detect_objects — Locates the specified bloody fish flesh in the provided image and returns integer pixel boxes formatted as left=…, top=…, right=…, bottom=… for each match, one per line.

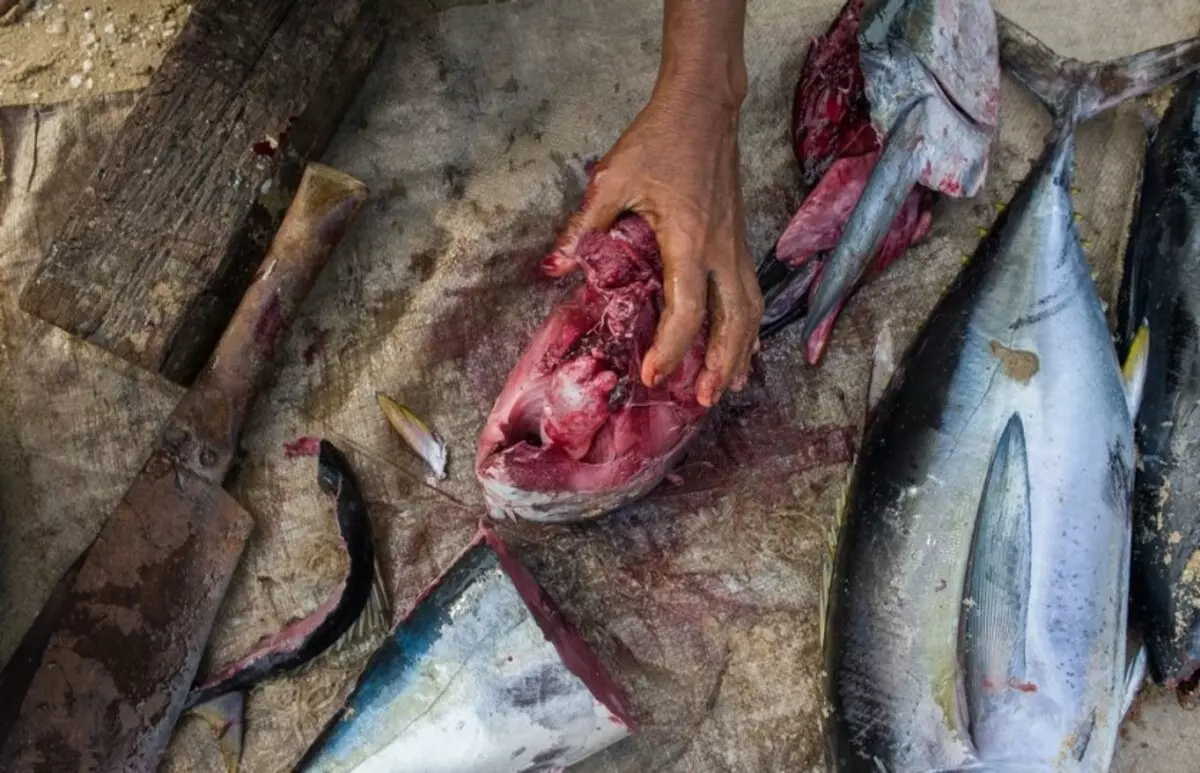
left=760, top=0, right=936, bottom=356
left=476, top=214, right=708, bottom=523
left=759, top=0, right=999, bottom=363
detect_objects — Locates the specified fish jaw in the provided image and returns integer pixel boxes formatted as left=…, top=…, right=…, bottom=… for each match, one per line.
left=295, top=526, right=632, bottom=772
left=476, top=215, right=708, bottom=523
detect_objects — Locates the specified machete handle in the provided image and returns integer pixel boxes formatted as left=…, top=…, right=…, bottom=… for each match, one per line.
left=166, top=163, right=368, bottom=482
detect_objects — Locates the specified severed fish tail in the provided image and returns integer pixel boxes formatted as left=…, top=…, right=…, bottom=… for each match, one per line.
left=997, top=15, right=1200, bottom=129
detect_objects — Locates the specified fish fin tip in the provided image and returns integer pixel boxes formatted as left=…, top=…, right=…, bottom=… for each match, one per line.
left=1122, top=643, right=1149, bottom=720
left=865, top=321, right=897, bottom=420
left=962, top=414, right=1032, bottom=737
left=187, top=692, right=245, bottom=773
left=1122, top=322, right=1150, bottom=417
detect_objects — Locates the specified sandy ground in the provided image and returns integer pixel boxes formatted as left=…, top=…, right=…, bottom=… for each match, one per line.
left=0, top=0, right=187, bottom=107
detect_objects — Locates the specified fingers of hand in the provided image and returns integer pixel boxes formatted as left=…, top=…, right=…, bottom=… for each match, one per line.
left=696, top=255, right=762, bottom=406
left=547, top=169, right=625, bottom=275
left=643, top=227, right=706, bottom=388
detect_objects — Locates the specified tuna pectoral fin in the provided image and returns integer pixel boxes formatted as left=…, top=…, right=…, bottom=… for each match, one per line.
left=799, top=101, right=925, bottom=350
left=188, top=692, right=245, bottom=773
left=998, top=15, right=1200, bottom=126
left=962, top=414, right=1032, bottom=733
left=1121, top=323, right=1150, bottom=418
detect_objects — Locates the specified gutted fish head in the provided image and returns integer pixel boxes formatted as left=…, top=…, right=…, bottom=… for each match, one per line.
left=476, top=215, right=709, bottom=523
left=859, top=0, right=1000, bottom=197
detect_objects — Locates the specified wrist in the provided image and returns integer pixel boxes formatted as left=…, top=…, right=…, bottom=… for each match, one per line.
left=655, top=57, right=748, bottom=114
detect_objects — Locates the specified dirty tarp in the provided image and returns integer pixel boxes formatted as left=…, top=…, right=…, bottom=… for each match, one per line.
left=2, top=1, right=1200, bottom=771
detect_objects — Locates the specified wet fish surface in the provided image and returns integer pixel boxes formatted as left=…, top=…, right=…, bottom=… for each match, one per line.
left=822, top=18, right=1200, bottom=773
left=1116, top=72, right=1200, bottom=690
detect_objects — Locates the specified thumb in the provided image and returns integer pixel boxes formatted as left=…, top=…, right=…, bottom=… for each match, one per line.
left=543, top=174, right=626, bottom=277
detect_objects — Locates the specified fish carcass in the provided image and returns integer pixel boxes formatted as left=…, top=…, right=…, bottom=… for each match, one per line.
left=1116, top=72, right=1200, bottom=691
left=476, top=214, right=708, bottom=522
left=757, top=0, right=1000, bottom=363
left=822, top=18, right=1200, bottom=773
left=294, top=524, right=632, bottom=773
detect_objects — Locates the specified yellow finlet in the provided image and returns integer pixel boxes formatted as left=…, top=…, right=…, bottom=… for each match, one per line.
left=1122, top=323, right=1150, bottom=417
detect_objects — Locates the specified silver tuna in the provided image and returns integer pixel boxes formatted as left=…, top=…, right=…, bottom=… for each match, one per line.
left=821, top=17, right=1200, bottom=773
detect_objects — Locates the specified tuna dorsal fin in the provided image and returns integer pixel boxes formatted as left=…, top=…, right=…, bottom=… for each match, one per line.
left=1122, top=323, right=1150, bottom=418
left=997, top=15, right=1200, bottom=128
left=962, top=413, right=1032, bottom=737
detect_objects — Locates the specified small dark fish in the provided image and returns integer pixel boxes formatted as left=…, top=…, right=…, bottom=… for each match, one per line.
left=185, top=440, right=383, bottom=771
left=1116, top=72, right=1200, bottom=691
left=759, top=0, right=1000, bottom=363
left=294, top=524, right=633, bottom=772
left=476, top=215, right=708, bottom=522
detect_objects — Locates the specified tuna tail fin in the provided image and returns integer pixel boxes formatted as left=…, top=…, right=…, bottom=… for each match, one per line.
left=961, top=413, right=1032, bottom=743
left=188, top=691, right=245, bottom=773
left=997, top=14, right=1200, bottom=128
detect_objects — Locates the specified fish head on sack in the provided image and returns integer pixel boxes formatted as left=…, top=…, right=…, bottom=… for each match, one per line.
left=859, top=0, right=1000, bottom=197
left=476, top=215, right=709, bottom=523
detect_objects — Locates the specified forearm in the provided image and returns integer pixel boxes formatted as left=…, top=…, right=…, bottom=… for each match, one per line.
left=655, top=0, right=749, bottom=111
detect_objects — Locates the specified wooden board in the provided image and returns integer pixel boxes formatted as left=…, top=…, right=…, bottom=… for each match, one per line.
left=17, top=0, right=386, bottom=385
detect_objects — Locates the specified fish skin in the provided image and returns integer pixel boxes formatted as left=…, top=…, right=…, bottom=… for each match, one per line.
left=823, top=21, right=1200, bottom=773
left=294, top=525, right=631, bottom=773
left=1115, top=72, right=1200, bottom=690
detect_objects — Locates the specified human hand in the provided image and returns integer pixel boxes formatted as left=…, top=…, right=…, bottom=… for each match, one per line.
left=545, top=89, right=763, bottom=408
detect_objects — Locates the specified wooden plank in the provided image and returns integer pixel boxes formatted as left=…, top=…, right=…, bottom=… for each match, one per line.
left=18, top=0, right=386, bottom=385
